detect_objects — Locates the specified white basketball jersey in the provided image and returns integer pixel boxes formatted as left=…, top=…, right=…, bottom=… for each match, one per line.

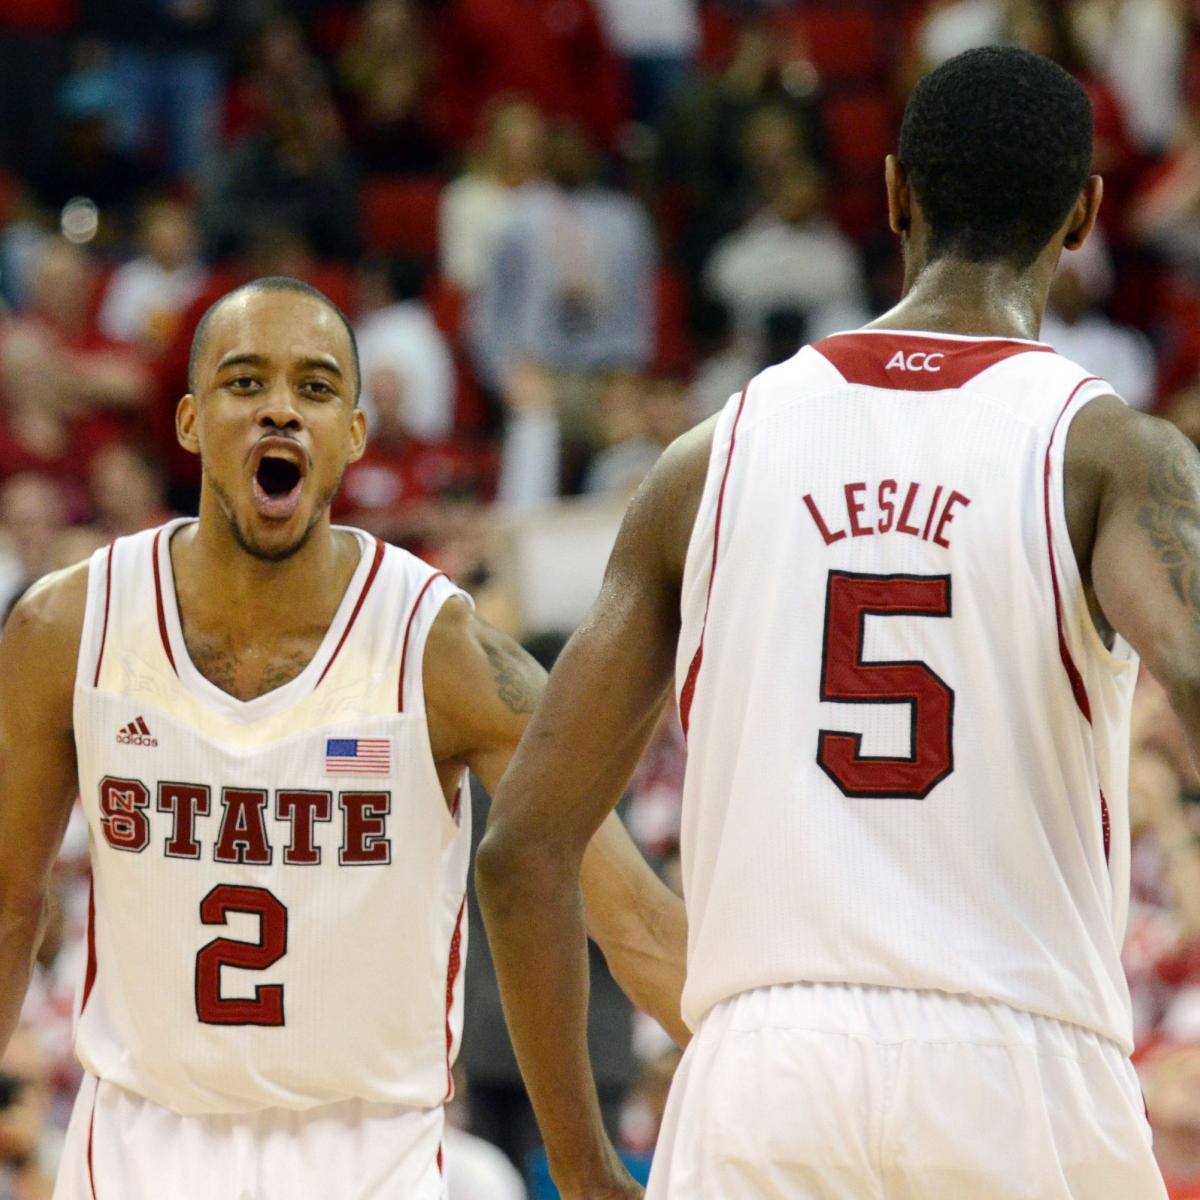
left=72, top=519, right=471, bottom=1115
left=677, top=330, right=1140, bottom=1049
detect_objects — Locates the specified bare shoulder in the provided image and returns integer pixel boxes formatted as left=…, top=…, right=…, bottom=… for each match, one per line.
left=423, top=596, right=546, bottom=763
left=623, top=414, right=719, bottom=583
left=1, top=559, right=90, bottom=718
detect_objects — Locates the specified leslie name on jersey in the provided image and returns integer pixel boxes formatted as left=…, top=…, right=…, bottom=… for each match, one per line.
left=803, top=479, right=972, bottom=548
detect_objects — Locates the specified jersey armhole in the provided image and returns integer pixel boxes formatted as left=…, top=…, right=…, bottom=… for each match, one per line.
left=75, top=542, right=115, bottom=692
left=397, top=574, right=474, bottom=716
left=1047, top=382, right=1138, bottom=674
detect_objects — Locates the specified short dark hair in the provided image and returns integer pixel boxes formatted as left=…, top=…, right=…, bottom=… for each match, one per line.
left=187, top=276, right=361, bottom=401
left=898, top=47, right=1094, bottom=267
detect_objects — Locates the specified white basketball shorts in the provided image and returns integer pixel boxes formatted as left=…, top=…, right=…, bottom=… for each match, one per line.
left=53, top=1073, right=448, bottom=1200
left=648, top=982, right=1167, bottom=1200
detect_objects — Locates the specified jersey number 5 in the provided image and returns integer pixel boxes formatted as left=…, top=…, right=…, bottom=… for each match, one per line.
left=817, top=571, right=954, bottom=799
left=195, top=884, right=288, bottom=1026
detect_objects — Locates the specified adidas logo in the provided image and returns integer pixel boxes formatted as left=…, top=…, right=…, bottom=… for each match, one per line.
left=116, top=717, right=158, bottom=748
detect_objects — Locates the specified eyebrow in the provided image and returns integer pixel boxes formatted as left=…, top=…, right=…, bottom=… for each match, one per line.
left=215, top=353, right=344, bottom=378
left=297, top=356, right=344, bottom=378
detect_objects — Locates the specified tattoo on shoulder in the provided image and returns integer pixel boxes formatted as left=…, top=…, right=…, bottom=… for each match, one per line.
left=1137, top=442, right=1200, bottom=617
left=483, top=640, right=539, bottom=715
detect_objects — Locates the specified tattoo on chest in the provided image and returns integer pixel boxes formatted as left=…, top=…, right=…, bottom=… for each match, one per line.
left=483, top=641, right=538, bottom=714
left=1137, top=449, right=1200, bottom=617
left=185, top=634, right=312, bottom=701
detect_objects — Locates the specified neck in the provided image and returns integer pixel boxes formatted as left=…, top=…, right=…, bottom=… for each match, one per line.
left=869, top=254, right=1050, bottom=341
left=172, top=492, right=358, bottom=636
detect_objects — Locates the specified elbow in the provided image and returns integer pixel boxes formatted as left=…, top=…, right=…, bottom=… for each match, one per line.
left=476, top=820, right=581, bottom=923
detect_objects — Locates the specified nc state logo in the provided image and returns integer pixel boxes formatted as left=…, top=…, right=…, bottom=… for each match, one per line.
left=887, top=350, right=944, bottom=373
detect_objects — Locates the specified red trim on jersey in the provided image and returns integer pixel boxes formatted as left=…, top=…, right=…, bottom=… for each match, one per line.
left=1043, top=377, right=1101, bottom=724
left=813, top=333, right=1054, bottom=391
left=80, top=880, right=97, bottom=1015
left=679, top=384, right=750, bottom=737
left=92, top=544, right=115, bottom=687
left=437, top=1144, right=444, bottom=1176
left=442, top=894, right=467, bottom=1102
left=1100, top=788, right=1111, bottom=863
left=86, top=1085, right=98, bottom=1198
left=151, top=529, right=177, bottom=676
left=397, top=572, right=448, bottom=712
left=316, top=538, right=386, bottom=687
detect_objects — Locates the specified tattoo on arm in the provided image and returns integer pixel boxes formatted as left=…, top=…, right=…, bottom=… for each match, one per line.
left=483, top=639, right=540, bottom=715
left=1137, top=444, right=1200, bottom=620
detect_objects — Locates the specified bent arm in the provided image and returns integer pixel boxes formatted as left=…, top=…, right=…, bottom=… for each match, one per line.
left=0, top=567, right=86, bottom=1055
left=475, top=423, right=710, bottom=1195
left=1074, top=399, right=1200, bottom=756
left=424, top=600, right=688, bottom=1041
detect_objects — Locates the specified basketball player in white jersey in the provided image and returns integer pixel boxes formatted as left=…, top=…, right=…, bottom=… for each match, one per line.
left=478, top=47, right=1187, bottom=1198
left=0, top=276, right=687, bottom=1199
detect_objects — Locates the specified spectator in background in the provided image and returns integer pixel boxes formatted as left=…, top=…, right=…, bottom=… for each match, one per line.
left=200, top=20, right=359, bottom=261
left=688, top=294, right=757, bottom=419
left=0, top=474, right=68, bottom=615
left=356, top=255, right=455, bottom=442
left=703, top=156, right=865, bottom=348
left=98, top=199, right=207, bottom=354
left=335, top=327, right=488, bottom=551
left=1041, top=231, right=1156, bottom=410
left=658, top=20, right=827, bottom=279
left=88, top=441, right=174, bottom=538
left=81, top=0, right=231, bottom=182
left=337, top=0, right=440, bottom=173
left=1072, top=0, right=1185, bottom=155
left=915, top=0, right=1006, bottom=68
left=0, top=323, right=123, bottom=519
left=20, top=238, right=150, bottom=412
left=433, top=0, right=627, bottom=151
left=592, top=0, right=699, bottom=123
left=583, top=373, right=692, bottom=498
left=28, top=56, right=151, bottom=233
left=471, top=121, right=655, bottom=504
left=440, top=97, right=547, bottom=295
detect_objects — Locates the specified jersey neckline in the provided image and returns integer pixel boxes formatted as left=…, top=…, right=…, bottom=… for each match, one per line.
left=153, top=517, right=381, bottom=722
left=820, top=328, right=1052, bottom=348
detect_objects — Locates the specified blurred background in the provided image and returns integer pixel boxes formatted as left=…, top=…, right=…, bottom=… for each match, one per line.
left=1, top=0, right=1200, bottom=1196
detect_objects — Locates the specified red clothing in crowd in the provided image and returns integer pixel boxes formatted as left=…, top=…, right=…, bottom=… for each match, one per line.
left=0, top=0, right=75, bottom=33
left=431, top=0, right=627, bottom=148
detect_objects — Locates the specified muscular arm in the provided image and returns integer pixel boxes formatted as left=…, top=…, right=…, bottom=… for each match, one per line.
left=0, top=565, right=86, bottom=1056
left=424, top=596, right=689, bottom=1031
left=475, top=419, right=713, bottom=1197
left=1068, top=397, right=1200, bottom=756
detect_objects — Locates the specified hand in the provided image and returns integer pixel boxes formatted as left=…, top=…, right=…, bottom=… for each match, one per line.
left=554, top=1155, right=645, bottom=1200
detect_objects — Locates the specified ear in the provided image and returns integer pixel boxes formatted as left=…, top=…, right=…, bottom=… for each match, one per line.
left=347, top=406, right=367, bottom=464
left=1063, top=175, right=1104, bottom=252
left=885, top=155, right=911, bottom=236
left=176, top=394, right=200, bottom=456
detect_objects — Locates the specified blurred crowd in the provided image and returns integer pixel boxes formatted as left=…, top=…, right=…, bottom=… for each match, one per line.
left=2, top=0, right=1200, bottom=1195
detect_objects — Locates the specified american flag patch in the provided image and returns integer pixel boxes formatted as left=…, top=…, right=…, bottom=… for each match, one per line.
left=325, top=738, right=391, bottom=775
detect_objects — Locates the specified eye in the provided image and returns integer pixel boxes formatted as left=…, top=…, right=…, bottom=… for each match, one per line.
left=227, top=376, right=262, bottom=392
left=303, top=379, right=335, bottom=397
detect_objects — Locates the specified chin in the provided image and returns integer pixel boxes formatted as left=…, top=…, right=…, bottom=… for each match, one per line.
left=231, top=513, right=318, bottom=563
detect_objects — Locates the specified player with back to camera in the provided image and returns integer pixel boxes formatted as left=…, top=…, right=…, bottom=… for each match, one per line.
left=0, top=276, right=688, bottom=1199
left=478, top=46, right=1184, bottom=1199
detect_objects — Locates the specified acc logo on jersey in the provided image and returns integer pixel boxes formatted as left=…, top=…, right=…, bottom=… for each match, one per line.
left=116, top=716, right=158, bottom=747
left=887, top=350, right=944, bottom=373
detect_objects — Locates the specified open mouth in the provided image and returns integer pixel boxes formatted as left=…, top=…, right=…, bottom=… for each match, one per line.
left=251, top=449, right=306, bottom=519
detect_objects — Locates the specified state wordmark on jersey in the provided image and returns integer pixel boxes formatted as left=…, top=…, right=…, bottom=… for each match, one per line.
left=98, top=777, right=395, bottom=867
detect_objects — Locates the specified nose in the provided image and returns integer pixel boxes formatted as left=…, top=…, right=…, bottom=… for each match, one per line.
left=256, top=381, right=303, bottom=432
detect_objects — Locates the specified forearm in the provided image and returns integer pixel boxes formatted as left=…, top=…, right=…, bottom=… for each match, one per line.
left=582, top=814, right=689, bottom=1046
left=476, top=830, right=629, bottom=1192
left=0, top=897, right=47, bottom=1056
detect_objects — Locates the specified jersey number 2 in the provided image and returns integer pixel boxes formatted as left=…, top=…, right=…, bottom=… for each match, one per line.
left=195, top=884, right=288, bottom=1026
left=817, top=571, right=954, bottom=799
